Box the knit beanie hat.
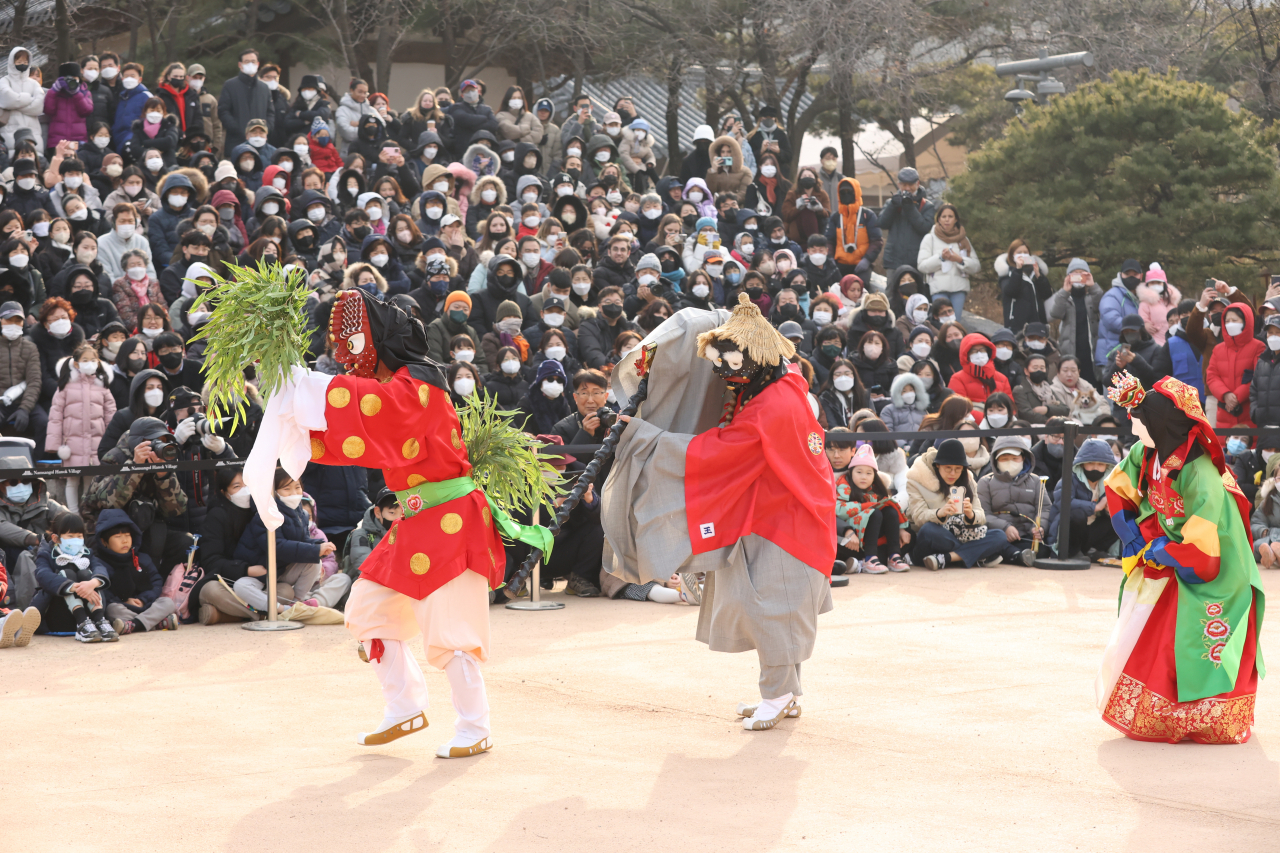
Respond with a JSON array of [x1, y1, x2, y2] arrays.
[[444, 291, 472, 312], [1144, 262, 1167, 283], [934, 438, 968, 468], [850, 444, 878, 471], [496, 299, 521, 320], [1065, 258, 1091, 275], [635, 253, 661, 273]]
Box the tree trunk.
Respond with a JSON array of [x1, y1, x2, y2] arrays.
[[12, 0, 27, 45], [838, 95, 855, 178], [128, 19, 137, 58], [246, 0, 259, 40], [664, 60, 683, 177], [54, 0, 72, 63], [376, 18, 395, 95]]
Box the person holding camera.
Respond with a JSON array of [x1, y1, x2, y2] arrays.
[[164, 385, 235, 534], [81, 415, 193, 573], [878, 167, 936, 272], [552, 369, 616, 466]]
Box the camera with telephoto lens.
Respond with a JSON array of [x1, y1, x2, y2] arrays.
[[149, 433, 180, 462]]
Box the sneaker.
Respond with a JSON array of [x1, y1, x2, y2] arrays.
[[0, 610, 21, 648], [831, 559, 848, 575], [75, 617, 102, 643], [977, 555, 1004, 568], [113, 618, 136, 636], [846, 558, 863, 574], [1018, 549, 1037, 567], [12, 607, 39, 647], [860, 557, 888, 574], [564, 574, 601, 597], [302, 598, 319, 608], [887, 554, 910, 573], [923, 553, 948, 572], [678, 573, 702, 605], [157, 613, 179, 631], [95, 617, 119, 642]]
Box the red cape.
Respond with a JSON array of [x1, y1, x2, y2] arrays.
[[685, 369, 837, 574]]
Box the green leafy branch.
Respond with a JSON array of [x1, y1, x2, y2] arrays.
[[189, 261, 312, 430], [457, 391, 564, 514]]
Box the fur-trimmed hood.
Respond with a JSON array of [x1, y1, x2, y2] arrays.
[[341, 262, 388, 293], [469, 174, 507, 206], [889, 372, 927, 411]]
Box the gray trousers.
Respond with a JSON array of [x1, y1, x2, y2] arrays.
[[199, 580, 257, 621], [106, 596, 177, 631], [760, 661, 802, 700], [8, 550, 36, 610], [232, 563, 347, 611]]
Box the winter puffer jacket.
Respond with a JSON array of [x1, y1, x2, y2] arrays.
[[1136, 280, 1182, 345], [0, 47, 46, 150], [703, 135, 753, 197], [947, 332, 1012, 407], [43, 76, 94, 148], [1249, 348, 1280, 431], [342, 504, 386, 577], [300, 463, 371, 540], [1048, 439, 1115, 542], [1250, 469, 1280, 554], [1095, 275, 1142, 366], [0, 331, 42, 415], [904, 445, 986, 532], [235, 496, 323, 566], [46, 367, 117, 465], [1207, 301, 1265, 428], [994, 252, 1051, 335], [976, 435, 1049, 539], [879, 372, 927, 438]]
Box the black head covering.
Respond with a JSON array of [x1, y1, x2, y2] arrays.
[[360, 290, 447, 390], [1132, 391, 1194, 461]]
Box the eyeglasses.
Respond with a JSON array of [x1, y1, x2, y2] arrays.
[[575, 388, 608, 400]]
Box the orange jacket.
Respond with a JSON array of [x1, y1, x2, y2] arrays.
[[827, 177, 882, 267]]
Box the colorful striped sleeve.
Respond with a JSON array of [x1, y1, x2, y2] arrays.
[[1147, 459, 1223, 585]]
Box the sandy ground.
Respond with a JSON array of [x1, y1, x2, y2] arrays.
[[5, 565, 1278, 853]]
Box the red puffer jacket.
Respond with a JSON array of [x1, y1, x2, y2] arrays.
[[1207, 301, 1265, 427], [947, 332, 1012, 408]]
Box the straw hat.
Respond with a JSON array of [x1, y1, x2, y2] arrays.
[[697, 292, 795, 367]]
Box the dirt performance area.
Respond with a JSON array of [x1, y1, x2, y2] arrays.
[[5, 565, 1278, 852]]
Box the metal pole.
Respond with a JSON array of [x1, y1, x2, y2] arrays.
[[506, 504, 564, 611], [243, 526, 304, 630], [1037, 421, 1090, 570]]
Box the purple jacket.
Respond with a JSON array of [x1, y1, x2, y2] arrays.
[[43, 78, 94, 148]]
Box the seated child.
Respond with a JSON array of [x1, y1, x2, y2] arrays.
[[93, 508, 179, 635], [31, 511, 118, 642], [836, 444, 911, 574]]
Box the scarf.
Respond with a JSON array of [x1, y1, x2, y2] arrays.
[[130, 278, 151, 305], [54, 550, 90, 571], [759, 175, 779, 205], [159, 82, 188, 128], [964, 357, 997, 393], [932, 221, 972, 255], [1029, 377, 1058, 406], [143, 118, 160, 139]]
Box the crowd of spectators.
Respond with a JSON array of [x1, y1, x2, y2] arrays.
[[1, 45, 1279, 646]]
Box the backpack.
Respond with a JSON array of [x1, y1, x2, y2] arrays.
[[161, 562, 204, 620]]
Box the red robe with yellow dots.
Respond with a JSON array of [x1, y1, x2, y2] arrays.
[[308, 367, 505, 600]]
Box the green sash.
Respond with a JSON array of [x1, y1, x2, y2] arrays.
[[395, 476, 553, 560]]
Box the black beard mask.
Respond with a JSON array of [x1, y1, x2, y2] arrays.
[[706, 339, 761, 385]]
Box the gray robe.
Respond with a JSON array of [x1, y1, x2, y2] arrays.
[[600, 308, 831, 671]]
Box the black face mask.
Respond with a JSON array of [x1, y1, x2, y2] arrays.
[[380, 515, 395, 531], [866, 313, 886, 327], [158, 352, 183, 370], [1122, 331, 1140, 344], [495, 273, 517, 289], [601, 302, 623, 319], [947, 339, 961, 351], [1029, 370, 1048, 385], [682, 214, 698, 229], [294, 233, 315, 250], [13, 64, 28, 74], [780, 304, 801, 321], [352, 225, 372, 241], [838, 188, 855, 205], [899, 279, 916, 295], [1083, 468, 1106, 482], [1121, 274, 1140, 291], [69, 290, 95, 307], [126, 356, 146, 373], [660, 257, 679, 273], [746, 286, 763, 299], [798, 177, 816, 190]]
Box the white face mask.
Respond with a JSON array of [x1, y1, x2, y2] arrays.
[[396, 229, 413, 244], [808, 253, 826, 267], [1026, 339, 1046, 351], [142, 388, 164, 408], [556, 185, 574, 198], [145, 111, 163, 124], [541, 379, 564, 398], [121, 76, 140, 90], [76, 248, 96, 263], [1226, 321, 1245, 337], [567, 147, 582, 158], [453, 349, 474, 363], [901, 390, 917, 406], [995, 346, 1014, 362], [969, 351, 989, 367], [307, 207, 326, 222], [127, 266, 147, 281], [69, 208, 89, 221], [463, 90, 479, 104], [812, 309, 832, 326], [523, 215, 540, 228], [278, 493, 303, 509], [278, 160, 294, 174], [84, 68, 99, 82], [605, 125, 620, 137], [7, 253, 27, 269], [262, 201, 279, 215], [508, 98, 523, 110], [594, 150, 611, 163], [706, 264, 723, 277], [366, 206, 382, 221], [985, 412, 1009, 428], [501, 359, 520, 375], [544, 313, 565, 329], [502, 151, 515, 163], [912, 307, 929, 324], [293, 144, 310, 158], [117, 223, 136, 239], [481, 189, 497, 203], [228, 486, 252, 508], [16, 177, 34, 191], [248, 136, 267, 148], [141, 326, 162, 338], [519, 252, 540, 269], [545, 345, 567, 361], [606, 190, 622, 204], [424, 147, 439, 159], [101, 66, 118, 80], [369, 253, 388, 267], [911, 341, 932, 359], [299, 90, 315, 103], [168, 192, 188, 208], [264, 79, 279, 91], [997, 458, 1023, 476], [64, 175, 84, 190], [760, 165, 777, 178], [241, 62, 259, 76], [863, 344, 883, 360], [833, 374, 855, 392], [1270, 336, 1280, 352], [919, 374, 933, 389], [0, 325, 19, 340], [687, 191, 703, 203], [960, 436, 981, 454], [189, 78, 203, 92], [93, 136, 110, 148], [453, 377, 476, 396], [425, 206, 443, 220], [431, 181, 450, 195], [78, 360, 98, 376], [572, 281, 592, 296], [692, 283, 710, 298]]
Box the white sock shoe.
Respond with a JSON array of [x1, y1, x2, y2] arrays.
[[358, 639, 429, 744], [437, 650, 492, 758], [743, 692, 796, 730]]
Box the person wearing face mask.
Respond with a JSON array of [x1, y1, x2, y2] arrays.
[[0, 301, 43, 445], [1012, 354, 1069, 424], [108, 249, 165, 333], [339, 487, 406, 590], [743, 153, 790, 219], [948, 333, 1013, 411], [826, 177, 884, 280], [995, 239, 1050, 336], [61, 267, 120, 339], [45, 341, 115, 510], [1248, 450, 1280, 569], [49, 159, 103, 224], [986, 328, 1024, 392], [1014, 320, 1062, 376], [359, 234, 411, 294], [6, 159, 54, 220], [1248, 322, 1280, 478], [145, 173, 197, 272], [797, 234, 839, 292], [187, 469, 262, 624], [877, 167, 936, 272], [479, 344, 529, 408], [477, 298, 529, 371], [518, 294, 575, 357], [1100, 315, 1161, 416], [578, 285, 637, 369], [47, 60, 94, 154], [445, 79, 500, 161], [1206, 301, 1265, 431], [464, 253, 531, 334], [1134, 262, 1183, 345], [745, 105, 792, 174], [424, 290, 481, 364], [1046, 439, 1119, 561], [818, 358, 869, 428], [895, 292, 934, 347], [897, 326, 938, 375], [976, 435, 1050, 556], [216, 49, 273, 153], [0, 48, 47, 152], [232, 467, 341, 614], [527, 266, 582, 331], [465, 175, 507, 239], [1092, 258, 1147, 371], [514, 357, 572, 435], [494, 85, 542, 146], [879, 371, 929, 439]]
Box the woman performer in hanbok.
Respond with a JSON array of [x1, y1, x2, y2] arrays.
[[1098, 372, 1264, 743]]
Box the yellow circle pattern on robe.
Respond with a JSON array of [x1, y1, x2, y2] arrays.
[[328, 387, 350, 408], [342, 436, 365, 458], [406, 474, 426, 487], [360, 394, 382, 416], [488, 547, 496, 568], [418, 385, 430, 407], [388, 525, 397, 545], [310, 438, 326, 460], [481, 506, 491, 527], [410, 553, 430, 574], [451, 428, 461, 449], [440, 512, 463, 534], [403, 438, 420, 459]]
